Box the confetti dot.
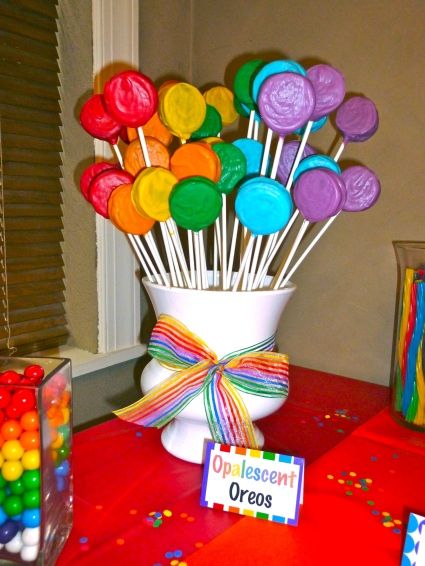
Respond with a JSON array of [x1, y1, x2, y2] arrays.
[[116, 538, 125, 546], [338, 479, 345, 485], [175, 550, 183, 558], [354, 483, 361, 488], [336, 428, 344, 433], [367, 500, 375, 506], [394, 520, 402, 525], [195, 542, 204, 548], [393, 528, 401, 534], [349, 471, 357, 477], [179, 562, 188, 566], [165, 551, 174, 559], [341, 471, 348, 476], [382, 511, 390, 517], [346, 480, 353, 486], [371, 456, 378, 462], [345, 491, 353, 496], [79, 536, 89, 544], [326, 474, 334, 480], [187, 516, 195, 522], [383, 521, 394, 528], [129, 509, 138, 515], [325, 414, 331, 419], [372, 510, 380, 516], [171, 561, 179, 566], [180, 512, 188, 519], [135, 431, 143, 437], [154, 512, 162, 518], [153, 519, 162, 528], [163, 509, 172, 517], [365, 478, 372, 484]]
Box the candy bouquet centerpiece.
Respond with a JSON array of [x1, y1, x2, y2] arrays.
[[79, 57, 380, 463]]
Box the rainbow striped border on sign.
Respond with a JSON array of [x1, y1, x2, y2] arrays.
[[200, 442, 304, 526]]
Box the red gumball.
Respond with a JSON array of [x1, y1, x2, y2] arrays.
[[6, 403, 22, 420], [0, 371, 21, 385], [23, 364, 45, 384], [11, 389, 37, 415], [0, 389, 11, 409]]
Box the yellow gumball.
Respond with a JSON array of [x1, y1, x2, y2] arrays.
[[204, 86, 239, 126], [21, 449, 40, 470], [2, 460, 23, 481], [0, 452, 3, 467], [51, 432, 64, 449], [2, 439, 24, 461], [61, 407, 70, 425]]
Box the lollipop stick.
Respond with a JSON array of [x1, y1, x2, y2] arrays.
[[199, 230, 209, 289], [272, 219, 310, 289], [112, 144, 124, 168], [253, 119, 260, 141], [252, 232, 277, 288], [270, 136, 284, 180], [143, 231, 170, 287], [188, 230, 196, 287], [333, 141, 345, 163], [194, 231, 202, 290], [247, 110, 255, 139], [227, 216, 240, 288], [166, 219, 192, 288], [221, 195, 228, 290], [247, 235, 262, 291], [137, 126, 151, 167], [279, 215, 339, 288], [160, 223, 178, 286], [127, 234, 155, 283], [165, 225, 184, 287], [232, 236, 255, 292], [286, 120, 313, 191], [213, 227, 219, 287], [260, 128, 273, 176]]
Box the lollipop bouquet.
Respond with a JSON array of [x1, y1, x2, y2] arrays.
[[79, 58, 380, 462]]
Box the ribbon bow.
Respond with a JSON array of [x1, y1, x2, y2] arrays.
[[114, 314, 289, 449]]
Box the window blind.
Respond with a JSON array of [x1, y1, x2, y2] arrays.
[[0, 0, 68, 355]]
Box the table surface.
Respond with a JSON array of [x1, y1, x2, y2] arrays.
[[56, 366, 425, 566]]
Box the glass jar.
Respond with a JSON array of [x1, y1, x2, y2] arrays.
[[391, 242, 425, 431], [0, 356, 72, 564]]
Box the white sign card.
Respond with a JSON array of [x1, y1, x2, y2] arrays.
[[402, 512, 425, 565], [200, 442, 304, 525]]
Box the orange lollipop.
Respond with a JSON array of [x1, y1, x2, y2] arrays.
[[108, 183, 155, 235], [170, 141, 221, 182], [124, 137, 170, 176], [127, 112, 173, 147]]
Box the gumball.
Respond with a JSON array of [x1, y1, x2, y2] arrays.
[[0, 411, 5, 429], [60, 407, 70, 425], [0, 519, 19, 544], [57, 424, 70, 441], [2, 439, 24, 461], [23, 365, 44, 383], [21, 470, 40, 491], [20, 411, 39, 432], [3, 495, 24, 517], [21, 508, 40, 529], [6, 404, 22, 420], [55, 459, 70, 477], [5, 530, 23, 553], [0, 475, 6, 489], [9, 479, 25, 496], [0, 371, 21, 385], [0, 389, 11, 409], [21, 450, 40, 471], [2, 460, 23, 482], [0, 506, 7, 526], [20, 543, 40, 562], [22, 490, 40, 510], [1, 420, 22, 440], [51, 433, 64, 450], [60, 390, 71, 408], [10, 390, 37, 415], [22, 526, 40, 546], [20, 431, 40, 451], [0, 488, 6, 505], [55, 475, 66, 492], [57, 444, 70, 461]]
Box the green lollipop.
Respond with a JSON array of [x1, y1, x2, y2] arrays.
[[170, 176, 222, 232], [212, 143, 247, 194], [191, 104, 222, 140], [233, 59, 264, 110]]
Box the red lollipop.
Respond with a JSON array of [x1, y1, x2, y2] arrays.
[[103, 70, 158, 128], [88, 169, 134, 218], [80, 94, 122, 143], [80, 162, 119, 201]]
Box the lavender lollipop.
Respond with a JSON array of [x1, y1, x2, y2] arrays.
[[307, 64, 345, 121], [342, 166, 381, 212], [336, 96, 379, 143], [277, 140, 316, 186], [293, 168, 346, 222]]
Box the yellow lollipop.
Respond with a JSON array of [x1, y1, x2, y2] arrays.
[[204, 85, 238, 126], [131, 167, 178, 222], [159, 82, 206, 140]]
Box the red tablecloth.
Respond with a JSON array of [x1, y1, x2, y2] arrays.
[[56, 366, 425, 566]]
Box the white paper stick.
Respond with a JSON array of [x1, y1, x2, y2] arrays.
[[260, 128, 273, 176], [188, 230, 195, 287], [112, 144, 124, 168], [194, 231, 202, 290], [137, 126, 151, 167], [252, 232, 277, 289], [127, 234, 155, 283], [272, 219, 310, 289], [160, 223, 177, 286], [247, 110, 255, 139], [143, 231, 170, 286], [199, 230, 209, 289], [241, 237, 254, 291], [213, 227, 219, 287], [165, 224, 184, 287], [253, 119, 259, 141], [232, 236, 255, 292], [227, 216, 240, 288], [247, 235, 262, 291], [270, 136, 284, 180], [165, 220, 192, 288], [286, 120, 314, 191], [280, 215, 339, 288], [333, 141, 345, 163], [221, 195, 227, 290]]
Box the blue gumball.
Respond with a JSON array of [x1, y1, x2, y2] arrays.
[[0, 506, 7, 526], [55, 459, 70, 477], [0, 519, 19, 544], [22, 508, 40, 529]]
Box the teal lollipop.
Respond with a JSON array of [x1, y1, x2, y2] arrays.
[[292, 154, 341, 183], [232, 138, 266, 176], [191, 104, 222, 140], [212, 143, 247, 194], [252, 59, 306, 103]]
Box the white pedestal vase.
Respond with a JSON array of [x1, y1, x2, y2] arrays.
[[139, 275, 296, 464]]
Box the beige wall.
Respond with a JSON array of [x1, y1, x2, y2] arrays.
[[140, 0, 425, 386]]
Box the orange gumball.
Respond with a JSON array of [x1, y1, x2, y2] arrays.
[[170, 141, 221, 182], [124, 137, 170, 176], [60, 390, 71, 408], [1, 419, 22, 440], [108, 183, 155, 235], [20, 430, 40, 451], [47, 404, 59, 420], [20, 411, 39, 432], [127, 112, 173, 147]]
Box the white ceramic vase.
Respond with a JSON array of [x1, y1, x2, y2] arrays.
[[141, 275, 296, 464]]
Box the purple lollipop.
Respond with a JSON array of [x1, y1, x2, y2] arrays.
[[336, 96, 378, 142], [341, 166, 381, 212], [258, 72, 316, 135], [277, 140, 316, 186], [293, 168, 346, 222], [307, 64, 346, 121]]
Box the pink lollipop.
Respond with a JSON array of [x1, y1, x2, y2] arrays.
[[80, 162, 119, 201], [277, 140, 316, 186], [80, 94, 121, 143], [88, 169, 134, 218], [103, 70, 158, 128], [293, 168, 346, 222], [341, 166, 381, 212], [335, 96, 378, 142], [307, 64, 345, 121], [258, 72, 316, 135]]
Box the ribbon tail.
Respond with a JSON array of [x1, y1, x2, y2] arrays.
[[114, 361, 211, 427], [204, 371, 258, 449]]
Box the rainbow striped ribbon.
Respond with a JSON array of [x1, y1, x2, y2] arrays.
[[114, 314, 289, 449]]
